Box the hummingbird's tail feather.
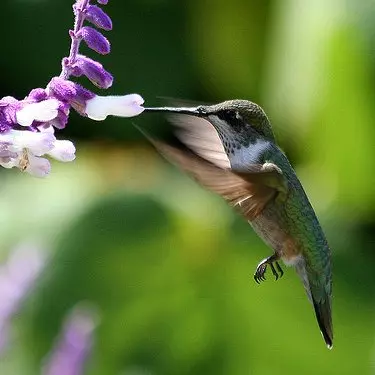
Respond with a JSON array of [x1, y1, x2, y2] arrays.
[[295, 259, 333, 349], [312, 297, 333, 349]]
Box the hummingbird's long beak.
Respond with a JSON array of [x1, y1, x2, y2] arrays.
[[143, 106, 205, 117]]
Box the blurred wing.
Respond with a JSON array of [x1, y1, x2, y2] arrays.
[[168, 113, 231, 169], [150, 138, 283, 221]]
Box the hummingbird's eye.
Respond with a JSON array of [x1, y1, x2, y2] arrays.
[[225, 110, 236, 120], [217, 110, 244, 130], [218, 110, 235, 121]]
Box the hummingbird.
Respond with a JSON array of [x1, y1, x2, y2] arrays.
[[142, 99, 333, 349]]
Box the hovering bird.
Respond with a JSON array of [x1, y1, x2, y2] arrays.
[[142, 100, 333, 348]]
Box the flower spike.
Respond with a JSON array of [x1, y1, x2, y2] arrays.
[[0, 0, 144, 177]]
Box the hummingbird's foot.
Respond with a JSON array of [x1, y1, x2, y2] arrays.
[[254, 254, 284, 284]]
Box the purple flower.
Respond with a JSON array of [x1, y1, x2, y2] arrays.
[[76, 26, 111, 55], [48, 77, 144, 120], [0, 0, 145, 177], [85, 5, 112, 31], [65, 55, 113, 89], [42, 305, 99, 375], [0, 100, 76, 177], [0, 244, 45, 354], [48, 77, 96, 116], [0, 245, 98, 375], [27, 88, 49, 102]]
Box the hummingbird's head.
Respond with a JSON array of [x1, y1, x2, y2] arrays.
[[144, 100, 275, 144], [200, 100, 275, 142]]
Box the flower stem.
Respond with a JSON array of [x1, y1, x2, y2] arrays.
[[60, 0, 90, 79]]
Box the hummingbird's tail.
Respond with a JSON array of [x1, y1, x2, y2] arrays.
[[295, 260, 333, 349], [312, 297, 333, 349]]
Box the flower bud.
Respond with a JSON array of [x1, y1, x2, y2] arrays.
[[85, 5, 112, 31], [48, 77, 95, 116], [78, 26, 110, 55], [71, 55, 113, 89], [27, 88, 48, 102], [0, 114, 11, 133]]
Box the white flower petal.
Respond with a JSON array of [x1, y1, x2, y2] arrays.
[[16, 99, 60, 127], [48, 140, 76, 162], [6, 130, 56, 156], [25, 155, 51, 178], [85, 94, 144, 121], [0, 133, 14, 145], [37, 124, 55, 134], [0, 159, 18, 169]]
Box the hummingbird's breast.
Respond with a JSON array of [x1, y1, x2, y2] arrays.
[[249, 204, 302, 264], [230, 139, 329, 267]]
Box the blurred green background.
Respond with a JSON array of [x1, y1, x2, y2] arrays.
[[2, 0, 375, 374]]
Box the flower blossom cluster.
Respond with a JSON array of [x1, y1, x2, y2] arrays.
[[0, 244, 44, 354], [0, 0, 144, 177], [42, 305, 99, 375], [0, 244, 98, 375]]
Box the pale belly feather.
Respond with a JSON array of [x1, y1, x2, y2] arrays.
[[249, 203, 302, 265]]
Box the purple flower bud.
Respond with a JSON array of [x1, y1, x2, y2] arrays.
[[48, 77, 95, 115], [0, 114, 11, 133], [71, 55, 113, 89], [49, 102, 70, 129], [0, 97, 18, 107], [0, 97, 21, 129], [78, 26, 110, 55], [66, 67, 84, 78], [97, 0, 108, 4], [27, 88, 48, 102], [0, 244, 44, 354], [85, 5, 112, 31], [42, 304, 99, 375], [48, 78, 77, 101]]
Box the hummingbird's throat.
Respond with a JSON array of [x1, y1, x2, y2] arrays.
[[207, 115, 245, 155]]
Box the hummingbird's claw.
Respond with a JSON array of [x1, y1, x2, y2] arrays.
[[254, 256, 284, 283], [275, 261, 284, 278], [254, 262, 267, 283], [270, 263, 279, 280]]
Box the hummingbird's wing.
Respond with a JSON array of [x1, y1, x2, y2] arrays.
[[167, 114, 231, 169], [149, 138, 286, 221]]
